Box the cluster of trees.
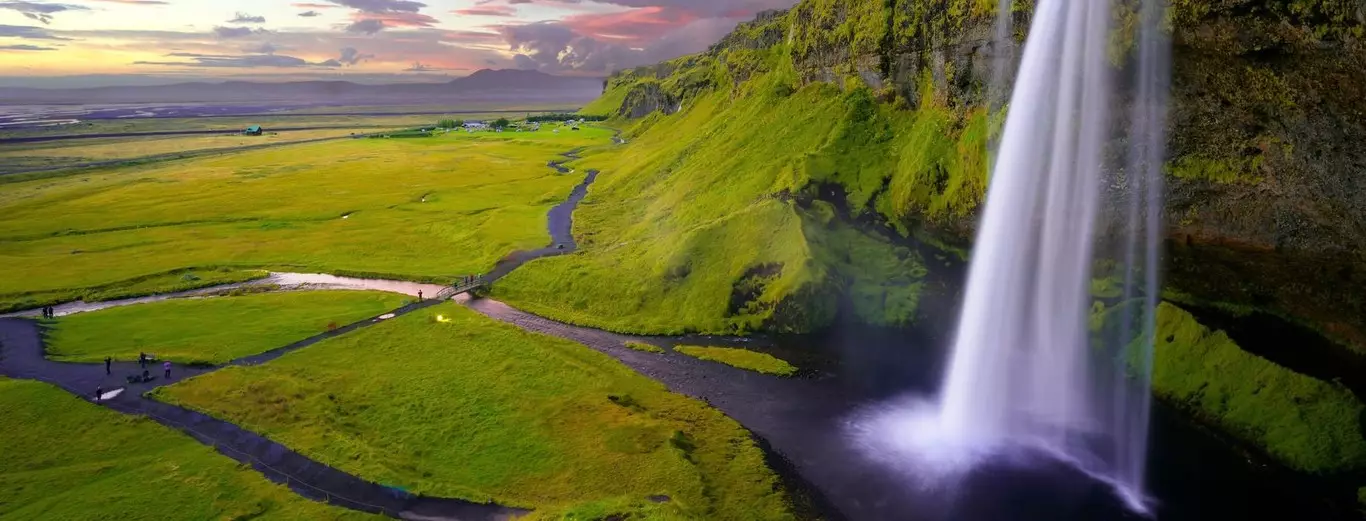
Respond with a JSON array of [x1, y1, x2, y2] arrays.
[[438, 118, 512, 129], [526, 113, 608, 123]]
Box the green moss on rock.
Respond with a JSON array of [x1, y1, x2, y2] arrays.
[[1150, 302, 1366, 474]]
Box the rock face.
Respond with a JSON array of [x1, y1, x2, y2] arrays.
[[618, 82, 679, 119], [603, 0, 1366, 353]]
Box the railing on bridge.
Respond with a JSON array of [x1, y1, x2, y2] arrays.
[[432, 277, 485, 301]]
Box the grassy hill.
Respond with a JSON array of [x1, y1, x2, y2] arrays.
[[495, 42, 933, 335]]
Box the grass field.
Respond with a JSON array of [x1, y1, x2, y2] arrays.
[[1148, 303, 1366, 473], [46, 290, 410, 365], [0, 129, 386, 175], [0, 127, 613, 306], [0, 114, 481, 140], [676, 346, 797, 376], [0, 377, 373, 520], [494, 58, 928, 335], [155, 303, 794, 519]]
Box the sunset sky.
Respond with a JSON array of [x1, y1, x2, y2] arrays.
[[0, 0, 798, 86]]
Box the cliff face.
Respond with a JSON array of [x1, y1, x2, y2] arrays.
[[603, 0, 1366, 352]]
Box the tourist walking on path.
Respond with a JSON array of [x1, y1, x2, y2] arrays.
[[94, 386, 102, 403], [418, 290, 424, 300], [105, 357, 112, 375], [163, 361, 172, 380], [138, 352, 146, 369]]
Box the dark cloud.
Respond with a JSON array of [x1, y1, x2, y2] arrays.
[[212, 26, 262, 38], [336, 46, 373, 65], [298, 10, 321, 17], [229, 12, 265, 24], [0, 24, 71, 40], [495, 0, 799, 74], [0, 1, 89, 24], [0, 43, 56, 50], [328, 0, 425, 14], [345, 19, 384, 34], [585, 0, 795, 19]]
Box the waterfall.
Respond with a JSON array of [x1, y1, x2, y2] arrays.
[[852, 0, 1169, 513]]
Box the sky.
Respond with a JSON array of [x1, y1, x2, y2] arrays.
[[0, 0, 799, 86]]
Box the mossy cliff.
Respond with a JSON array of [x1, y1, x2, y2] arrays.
[[492, 0, 1366, 490], [582, 0, 1366, 348]]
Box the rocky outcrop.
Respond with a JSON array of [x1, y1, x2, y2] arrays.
[[600, 0, 1366, 353], [618, 82, 679, 119]]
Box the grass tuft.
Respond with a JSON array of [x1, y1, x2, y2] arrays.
[[624, 341, 666, 354], [675, 346, 798, 377]]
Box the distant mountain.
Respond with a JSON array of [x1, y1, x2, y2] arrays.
[[0, 70, 605, 105]]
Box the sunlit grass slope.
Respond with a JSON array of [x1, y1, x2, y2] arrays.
[[46, 290, 409, 365], [155, 303, 794, 519], [0, 378, 374, 521], [0, 128, 612, 309], [1148, 303, 1366, 473], [495, 46, 938, 335]]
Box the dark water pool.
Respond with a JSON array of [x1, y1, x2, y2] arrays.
[[684, 320, 1358, 520]]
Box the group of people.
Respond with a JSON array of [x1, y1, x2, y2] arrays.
[[39, 306, 56, 319], [139, 352, 172, 379], [96, 353, 173, 402], [462, 274, 482, 286]]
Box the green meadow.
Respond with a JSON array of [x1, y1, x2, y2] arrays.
[[0, 378, 373, 521], [46, 290, 409, 365], [0, 127, 612, 312], [155, 303, 794, 519]]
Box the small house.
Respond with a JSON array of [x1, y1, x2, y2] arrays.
[[243, 125, 263, 136]]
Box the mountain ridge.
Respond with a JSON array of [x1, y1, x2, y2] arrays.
[[0, 69, 606, 105]]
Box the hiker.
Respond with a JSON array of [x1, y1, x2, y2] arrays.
[[142, 369, 150, 382], [138, 352, 146, 368], [418, 290, 424, 300], [163, 361, 172, 380], [105, 356, 112, 375], [95, 386, 102, 402]]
